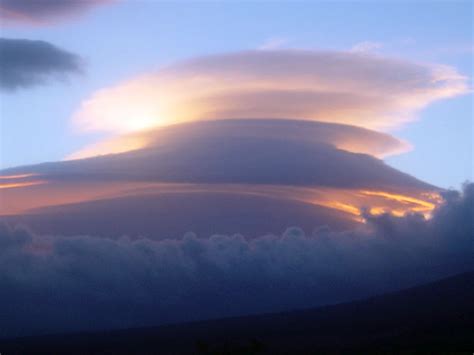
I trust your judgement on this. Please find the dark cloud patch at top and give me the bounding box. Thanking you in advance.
[0,38,82,91]
[0,0,112,24]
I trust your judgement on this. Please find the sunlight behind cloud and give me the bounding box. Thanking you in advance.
[72,50,468,135]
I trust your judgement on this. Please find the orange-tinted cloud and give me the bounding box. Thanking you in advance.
[67,119,410,160]
[0,181,441,237]
[0,173,45,190]
[0,120,439,233]
[72,50,468,134]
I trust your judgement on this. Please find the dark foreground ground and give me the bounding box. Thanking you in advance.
[1,271,473,354]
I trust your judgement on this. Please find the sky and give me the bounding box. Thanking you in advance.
[0,0,473,339]
[0,0,472,188]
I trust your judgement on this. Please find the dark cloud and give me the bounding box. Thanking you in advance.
[71,118,410,159]
[0,183,472,338]
[0,0,112,24]
[0,120,437,233]
[2,120,428,190]
[4,191,359,238]
[0,38,82,91]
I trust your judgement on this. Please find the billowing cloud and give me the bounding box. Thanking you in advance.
[0,38,82,91]
[0,0,113,25]
[0,183,472,338]
[72,50,468,134]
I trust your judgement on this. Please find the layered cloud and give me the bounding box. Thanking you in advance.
[1,48,470,339]
[1,49,460,236]
[0,0,113,25]
[72,50,468,134]
[68,119,410,160]
[0,183,472,338]
[0,119,437,236]
[0,38,82,91]
[14,120,425,191]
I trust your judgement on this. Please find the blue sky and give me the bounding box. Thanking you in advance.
[1,0,472,188]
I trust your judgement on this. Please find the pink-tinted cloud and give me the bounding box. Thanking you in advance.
[0,183,472,337]
[72,50,468,134]
[68,119,410,160]
[0,0,114,25]
[0,119,439,235]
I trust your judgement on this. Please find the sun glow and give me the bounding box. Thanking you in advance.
[0,173,38,179]
[359,190,438,218]
[0,181,46,189]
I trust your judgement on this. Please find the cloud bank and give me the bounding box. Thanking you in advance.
[0,0,113,25]
[1,183,472,338]
[72,50,468,134]
[0,119,437,230]
[0,38,82,91]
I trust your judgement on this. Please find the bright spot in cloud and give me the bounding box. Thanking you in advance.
[72,50,468,135]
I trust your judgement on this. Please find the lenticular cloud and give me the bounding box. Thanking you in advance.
[0,49,471,338]
[72,50,468,134]
[0,49,467,237]
[1,119,438,237]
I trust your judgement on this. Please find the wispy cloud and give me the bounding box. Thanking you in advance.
[258,37,289,50]
[350,41,383,53]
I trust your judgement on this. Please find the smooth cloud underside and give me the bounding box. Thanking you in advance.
[0,38,82,90]
[68,119,411,160]
[0,45,471,339]
[72,50,468,134]
[0,119,438,236]
[0,0,113,24]
[0,183,472,338]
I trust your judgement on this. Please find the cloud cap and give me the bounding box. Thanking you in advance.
[73,50,468,134]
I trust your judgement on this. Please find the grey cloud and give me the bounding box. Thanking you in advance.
[0,183,472,338]
[74,118,410,159]
[0,0,112,24]
[0,38,82,91]
[1,119,428,190]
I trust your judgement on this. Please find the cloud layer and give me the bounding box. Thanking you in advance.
[1,183,472,338]
[0,0,112,25]
[0,38,82,91]
[69,119,410,160]
[72,50,468,134]
[0,119,437,232]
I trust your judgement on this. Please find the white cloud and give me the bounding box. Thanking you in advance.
[258,37,289,50]
[72,50,468,134]
[350,41,383,53]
